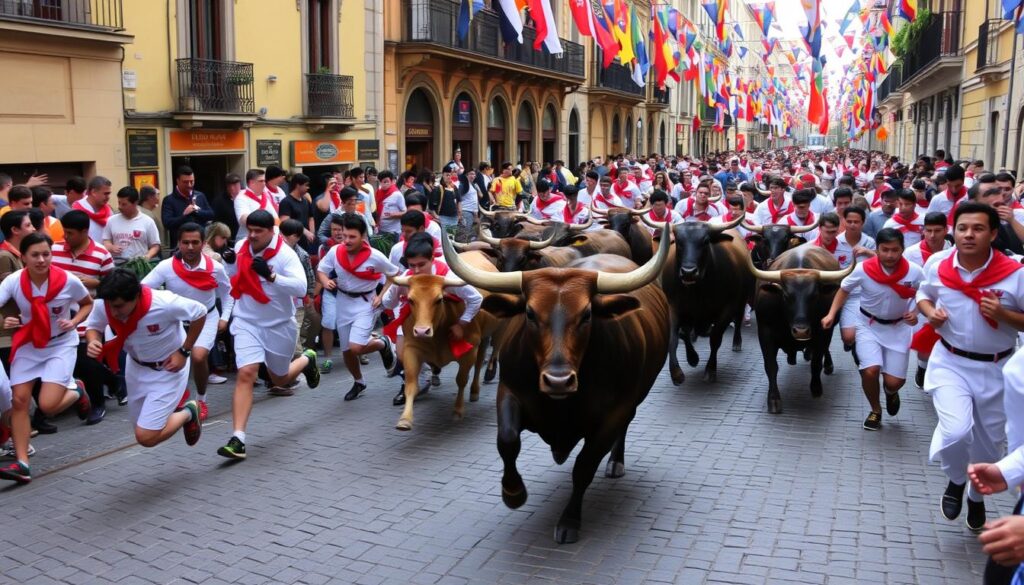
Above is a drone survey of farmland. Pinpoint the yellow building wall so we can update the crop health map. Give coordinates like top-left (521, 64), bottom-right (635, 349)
top-left (960, 79), bottom-right (1009, 161)
top-left (121, 0), bottom-right (175, 114)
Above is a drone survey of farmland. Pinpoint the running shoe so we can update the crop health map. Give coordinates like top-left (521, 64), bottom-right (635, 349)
top-left (302, 349), bottom-right (321, 389)
top-left (31, 412), bottom-right (56, 434)
top-left (207, 373), bottom-right (228, 385)
top-left (863, 411), bottom-right (882, 431)
top-left (74, 380), bottom-right (91, 421)
top-left (359, 355), bottom-right (370, 365)
top-left (967, 499), bottom-right (986, 533)
top-left (0, 461), bottom-right (30, 483)
top-left (198, 401), bottom-right (209, 422)
top-left (377, 335), bottom-right (396, 371)
top-left (0, 440), bottom-right (35, 459)
top-left (344, 381), bottom-right (367, 401)
top-left (915, 366), bottom-right (926, 389)
top-left (86, 406), bottom-right (106, 426)
top-left (320, 359), bottom-right (333, 374)
top-left (182, 400), bottom-right (202, 446)
top-left (217, 436), bottom-right (246, 460)
top-left (268, 386), bottom-right (295, 397)
top-left (885, 391), bottom-right (901, 417)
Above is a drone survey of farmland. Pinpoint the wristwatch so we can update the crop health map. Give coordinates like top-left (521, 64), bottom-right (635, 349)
top-left (177, 346), bottom-right (192, 358)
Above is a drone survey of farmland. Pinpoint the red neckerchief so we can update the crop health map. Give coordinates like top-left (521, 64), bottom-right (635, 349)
top-left (230, 236), bottom-right (284, 304)
top-left (648, 209), bottom-right (672, 223)
top-left (243, 188), bottom-right (279, 213)
top-left (813, 234), bottom-right (837, 254)
top-left (891, 213), bottom-right (921, 233)
top-left (100, 285), bottom-right (153, 373)
top-left (767, 197), bottom-right (793, 223)
top-left (1013, 201), bottom-right (1024, 210)
top-left (0, 241), bottom-right (20, 258)
top-left (946, 186), bottom-right (968, 227)
top-left (787, 211), bottom-right (815, 226)
top-left (612, 182), bottom-right (635, 201)
top-left (745, 200), bottom-right (758, 213)
top-left (870, 184), bottom-right (891, 208)
top-left (73, 200), bottom-right (112, 227)
top-left (381, 262), bottom-right (474, 358)
top-left (172, 254), bottom-right (218, 291)
top-left (863, 256), bottom-right (916, 299)
top-left (682, 197), bottom-right (712, 221)
top-left (337, 241), bottom-right (380, 281)
top-left (938, 251), bottom-right (1024, 327)
top-left (10, 266), bottom-right (68, 363)
top-left (563, 202), bottom-right (585, 224)
top-left (400, 233), bottom-right (442, 258)
top-left (422, 213), bottom-right (433, 230)
top-left (920, 239), bottom-right (938, 263)
top-left (594, 193), bottom-right (621, 209)
top-left (534, 194), bottom-right (566, 213)
top-left (329, 187), bottom-right (341, 210)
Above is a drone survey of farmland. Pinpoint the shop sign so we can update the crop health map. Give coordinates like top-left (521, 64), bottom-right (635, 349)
top-left (357, 139), bottom-right (380, 161)
top-left (290, 139), bottom-right (356, 165)
top-left (257, 140), bottom-right (283, 167)
top-left (169, 129), bottom-right (246, 153)
top-left (126, 129), bottom-right (159, 169)
top-left (456, 100), bottom-right (471, 125)
top-left (406, 126), bottom-right (431, 138)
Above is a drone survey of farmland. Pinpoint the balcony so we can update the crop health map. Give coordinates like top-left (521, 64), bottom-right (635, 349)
top-left (976, 19), bottom-right (1002, 73)
top-left (175, 58), bottom-right (256, 120)
top-left (305, 73), bottom-right (355, 119)
top-left (897, 10), bottom-right (963, 90)
top-left (591, 51), bottom-right (644, 101)
top-left (876, 67), bottom-right (903, 106)
top-left (403, 0), bottom-right (584, 81)
top-left (0, 0), bottom-right (122, 30)
top-left (651, 87), bottom-right (670, 107)
top-left (702, 104), bottom-right (732, 127)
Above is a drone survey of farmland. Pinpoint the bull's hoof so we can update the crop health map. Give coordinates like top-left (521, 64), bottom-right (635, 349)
top-left (810, 383), bottom-right (823, 398)
top-left (605, 460), bottom-right (625, 478)
top-left (786, 352), bottom-right (797, 365)
top-left (767, 397), bottom-right (783, 414)
top-left (551, 446), bottom-right (571, 465)
top-left (686, 350), bottom-right (699, 368)
top-left (469, 391), bottom-right (480, 402)
top-left (502, 484), bottom-right (528, 509)
top-left (732, 342), bottom-right (742, 352)
top-left (702, 370), bottom-right (717, 383)
top-left (396, 418), bottom-right (413, 431)
top-left (452, 409), bottom-right (464, 421)
top-left (823, 361), bottom-right (834, 376)
top-left (803, 348), bottom-right (811, 362)
top-left (484, 363), bottom-right (498, 383)
top-left (554, 518), bottom-right (581, 544)
top-left (670, 365), bottom-right (685, 386)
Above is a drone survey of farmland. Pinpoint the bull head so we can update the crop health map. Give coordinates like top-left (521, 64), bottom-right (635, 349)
top-left (477, 226), bottom-right (556, 272)
top-left (639, 213), bottom-right (744, 285)
top-left (388, 273), bottom-right (468, 338)
top-left (443, 220), bottom-right (670, 397)
top-left (480, 207), bottom-right (530, 238)
top-left (744, 219), bottom-right (819, 268)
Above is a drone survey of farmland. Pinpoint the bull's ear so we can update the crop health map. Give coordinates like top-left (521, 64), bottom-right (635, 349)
top-left (592, 295), bottom-right (641, 318)
top-left (710, 232), bottom-right (734, 244)
top-left (759, 283), bottom-right (783, 295)
top-left (565, 234), bottom-right (589, 247)
top-left (481, 294), bottom-right (525, 317)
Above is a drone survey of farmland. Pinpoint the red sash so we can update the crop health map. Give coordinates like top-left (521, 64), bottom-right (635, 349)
top-left (938, 251), bottom-right (1023, 328)
top-left (682, 197), bottom-right (712, 221)
top-left (534, 194), bottom-right (566, 215)
top-left (243, 188), bottom-right (279, 214)
top-left (863, 256), bottom-right (916, 299)
top-left (767, 197), bottom-right (793, 223)
top-left (787, 211), bottom-right (815, 227)
top-left (869, 184), bottom-right (891, 208)
top-left (100, 285), bottom-right (152, 373)
top-left (812, 234), bottom-right (837, 254)
top-left (73, 201), bottom-right (112, 227)
top-left (564, 203), bottom-right (585, 224)
top-left (382, 262), bottom-right (474, 358)
top-left (230, 237), bottom-right (284, 304)
top-left (329, 187), bottom-right (341, 210)
top-left (890, 213), bottom-right (921, 234)
top-left (920, 239), bottom-right (937, 263)
top-left (337, 241), bottom-right (381, 281)
top-left (172, 255), bottom-right (218, 291)
top-left (10, 267), bottom-right (68, 363)
top-left (594, 193), bottom-right (621, 209)
top-left (946, 186), bottom-right (968, 227)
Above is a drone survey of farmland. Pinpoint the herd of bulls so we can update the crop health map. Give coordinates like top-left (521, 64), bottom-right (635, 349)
top-left (387, 207), bottom-right (855, 543)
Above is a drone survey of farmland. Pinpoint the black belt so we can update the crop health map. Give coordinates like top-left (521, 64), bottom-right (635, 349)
top-left (859, 307), bottom-right (903, 325)
top-left (131, 356), bottom-right (164, 371)
top-left (337, 289), bottom-right (373, 300)
top-left (206, 304), bottom-right (217, 315)
top-left (940, 339), bottom-right (1015, 363)
top-left (51, 330), bottom-right (69, 341)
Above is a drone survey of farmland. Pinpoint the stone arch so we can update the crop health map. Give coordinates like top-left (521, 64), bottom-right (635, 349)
top-left (401, 76), bottom-right (445, 173)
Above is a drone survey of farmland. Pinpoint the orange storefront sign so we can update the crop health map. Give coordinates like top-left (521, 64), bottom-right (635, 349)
top-left (169, 129), bottom-right (246, 152)
top-left (291, 140), bottom-right (356, 165)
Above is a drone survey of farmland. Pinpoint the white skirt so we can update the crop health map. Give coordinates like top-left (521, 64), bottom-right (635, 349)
top-left (11, 341), bottom-right (76, 386)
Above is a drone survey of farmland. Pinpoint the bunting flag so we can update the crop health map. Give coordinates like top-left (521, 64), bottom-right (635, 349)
top-left (536, 0), bottom-right (563, 53)
top-left (898, 0), bottom-right (917, 22)
top-left (802, 0), bottom-right (821, 58)
top-left (1003, 1), bottom-right (1024, 33)
top-left (807, 57), bottom-right (825, 126)
top-left (497, 0), bottom-right (524, 43)
top-left (610, 0), bottom-right (634, 63)
top-left (840, 0), bottom-right (859, 34)
top-left (568, 0), bottom-right (595, 37)
top-left (457, 0), bottom-right (486, 41)
top-left (750, 1), bottom-right (775, 38)
top-left (630, 6), bottom-right (648, 87)
top-left (593, 6), bottom-right (620, 66)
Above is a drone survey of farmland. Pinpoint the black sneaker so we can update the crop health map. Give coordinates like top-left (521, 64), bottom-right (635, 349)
top-left (431, 373), bottom-right (441, 387)
top-left (31, 412), bottom-right (57, 435)
top-left (217, 436), bottom-right (246, 460)
top-left (915, 366), bottom-right (926, 389)
top-left (377, 335), bottom-right (396, 371)
top-left (885, 391), bottom-right (901, 417)
top-left (86, 406), bottom-right (106, 426)
top-left (863, 411), bottom-right (882, 431)
top-left (301, 349), bottom-right (320, 389)
top-left (966, 499), bottom-right (986, 532)
top-left (941, 481), bottom-right (966, 520)
top-left (344, 382), bottom-right (367, 401)
top-left (393, 385), bottom-right (406, 406)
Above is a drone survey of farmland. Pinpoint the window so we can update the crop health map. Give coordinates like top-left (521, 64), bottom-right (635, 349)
top-left (188, 0), bottom-right (224, 60)
top-left (307, 0), bottom-right (333, 72)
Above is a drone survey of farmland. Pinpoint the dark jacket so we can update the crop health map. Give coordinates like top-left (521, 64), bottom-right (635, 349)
top-left (162, 188), bottom-right (215, 246)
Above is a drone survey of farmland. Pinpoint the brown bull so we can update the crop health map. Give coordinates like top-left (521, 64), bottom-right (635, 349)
top-left (388, 251), bottom-right (500, 431)
top-left (441, 228), bottom-right (670, 544)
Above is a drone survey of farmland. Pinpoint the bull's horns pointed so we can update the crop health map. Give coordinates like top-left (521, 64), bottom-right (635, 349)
top-left (789, 217), bottom-right (820, 234)
top-left (595, 218), bottom-right (670, 294)
top-left (442, 230), bottom-right (523, 293)
top-left (709, 211), bottom-right (745, 233)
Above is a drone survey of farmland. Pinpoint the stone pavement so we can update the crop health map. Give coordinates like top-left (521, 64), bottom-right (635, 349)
top-left (0, 331), bottom-right (1009, 585)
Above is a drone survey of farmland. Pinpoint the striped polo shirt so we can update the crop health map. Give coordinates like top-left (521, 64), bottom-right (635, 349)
top-left (52, 239), bottom-right (113, 283)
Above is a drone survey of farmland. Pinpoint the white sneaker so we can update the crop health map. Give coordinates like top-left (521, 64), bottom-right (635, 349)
top-left (208, 373), bottom-right (228, 384)
top-left (1, 440), bottom-right (36, 458)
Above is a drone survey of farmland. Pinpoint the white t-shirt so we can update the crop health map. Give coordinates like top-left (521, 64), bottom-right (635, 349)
top-left (379, 192), bottom-right (407, 235)
top-left (0, 269), bottom-right (89, 347)
top-left (234, 189), bottom-right (280, 240)
top-left (85, 289), bottom-right (207, 363)
top-left (101, 212), bottom-right (160, 262)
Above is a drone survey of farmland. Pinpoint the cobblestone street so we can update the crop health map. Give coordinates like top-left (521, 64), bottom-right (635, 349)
top-left (0, 332), bottom-right (1005, 584)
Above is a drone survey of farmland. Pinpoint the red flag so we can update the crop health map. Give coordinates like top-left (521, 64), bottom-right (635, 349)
top-left (737, 134), bottom-right (746, 151)
top-left (653, 10), bottom-right (668, 89)
top-left (568, 0), bottom-right (594, 36)
top-left (592, 7), bottom-right (620, 66)
top-left (526, 0), bottom-right (548, 50)
top-left (693, 113), bottom-right (701, 132)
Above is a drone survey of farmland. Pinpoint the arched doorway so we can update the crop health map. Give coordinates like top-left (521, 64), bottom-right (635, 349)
top-left (517, 102), bottom-right (534, 164)
top-left (542, 104), bottom-right (557, 164)
top-left (625, 115), bottom-right (633, 155)
top-left (611, 112), bottom-right (621, 154)
top-left (569, 109), bottom-right (580, 169)
top-left (452, 92), bottom-right (475, 168)
top-left (405, 88), bottom-right (435, 172)
top-left (659, 121), bottom-right (666, 155)
top-left (487, 98), bottom-right (508, 165)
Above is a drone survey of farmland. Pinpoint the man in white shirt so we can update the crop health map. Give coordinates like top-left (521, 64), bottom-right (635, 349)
top-left (784, 190), bottom-right (820, 242)
top-left (917, 202), bottom-right (1024, 532)
top-left (903, 211), bottom-right (952, 389)
top-left (578, 171), bottom-right (601, 208)
top-left (74, 176), bottom-right (114, 244)
top-left (678, 182), bottom-right (722, 222)
top-left (234, 169), bottom-right (279, 241)
top-left (610, 168), bottom-right (642, 209)
top-left (591, 176), bottom-right (625, 211)
top-left (102, 187), bottom-right (161, 265)
top-left (823, 228), bottom-right (922, 431)
top-left (264, 165), bottom-right (288, 204)
top-left (927, 163), bottom-right (969, 222)
top-left (643, 190), bottom-right (683, 238)
top-left (528, 180), bottom-right (567, 222)
top-left (218, 210), bottom-right (321, 461)
top-left (378, 180), bottom-right (407, 236)
top-left (316, 212), bottom-right (400, 401)
top-left (142, 222), bottom-right (232, 421)
top-left (883, 190), bottom-right (925, 248)
top-left (751, 178), bottom-right (793, 226)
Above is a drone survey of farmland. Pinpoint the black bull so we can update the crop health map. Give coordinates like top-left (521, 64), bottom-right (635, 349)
top-left (746, 245), bottom-right (854, 414)
top-left (441, 231), bottom-right (670, 544)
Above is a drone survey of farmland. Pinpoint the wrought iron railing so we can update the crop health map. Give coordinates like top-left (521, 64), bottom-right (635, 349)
top-left (593, 51), bottom-right (645, 97)
top-left (0, 0), bottom-right (123, 30)
top-left (405, 0), bottom-right (584, 78)
top-left (977, 19), bottom-right (1001, 71)
top-left (898, 11), bottom-right (962, 88)
top-left (653, 87), bottom-right (670, 105)
top-left (306, 73), bottom-right (355, 118)
top-left (176, 58), bottom-right (255, 114)
top-left (876, 67), bottom-right (902, 103)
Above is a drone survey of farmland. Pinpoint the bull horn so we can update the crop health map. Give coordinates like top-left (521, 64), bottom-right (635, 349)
top-left (818, 254), bottom-right (857, 284)
top-left (522, 215), bottom-right (547, 226)
top-left (709, 211), bottom-right (745, 233)
top-left (589, 203), bottom-right (608, 216)
top-left (639, 214), bottom-right (665, 230)
top-left (595, 219), bottom-right (671, 294)
top-left (566, 216), bottom-right (594, 231)
top-left (528, 233), bottom-right (556, 250)
top-left (442, 229), bottom-right (523, 293)
top-left (629, 205), bottom-right (652, 216)
top-left (742, 221), bottom-right (764, 233)
top-left (743, 246), bottom-right (782, 283)
top-left (789, 218), bottom-right (820, 234)
top-left (479, 207), bottom-right (498, 219)
top-left (708, 195), bottom-right (723, 203)
top-left (477, 226), bottom-right (502, 247)
top-left (442, 275), bottom-right (468, 287)
top-left (390, 274), bottom-right (412, 287)
top-left (451, 239), bottom-right (473, 251)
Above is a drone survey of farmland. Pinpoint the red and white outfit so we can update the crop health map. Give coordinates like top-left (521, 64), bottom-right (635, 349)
top-left (751, 196), bottom-right (793, 226)
top-left (51, 239), bottom-right (114, 283)
top-left (591, 190), bottom-right (625, 212)
top-left (710, 210), bottom-right (752, 239)
top-left (142, 254), bottom-right (232, 351)
top-left (678, 197), bottom-right (722, 222)
top-left (786, 211), bottom-right (819, 242)
top-left (379, 261), bottom-right (482, 340)
top-left (227, 234), bottom-right (307, 375)
top-left (233, 189), bottom-right (280, 240)
top-left (317, 241), bottom-right (399, 349)
top-left (611, 181), bottom-right (642, 209)
top-left (866, 184), bottom-right (893, 209)
top-left (830, 231), bottom-right (878, 329)
top-left (388, 231), bottom-right (444, 266)
top-left (0, 267), bottom-right (88, 386)
top-left (72, 199), bottom-right (113, 244)
top-left (926, 186), bottom-right (968, 228)
top-left (644, 208), bottom-right (684, 237)
top-left (904, 239), bottom-right (951, 269)
top-left (883, 213), bottom-right (925, 247)
top-left (840, 257), bottom-right (923, 377)
top-left (917, 249), bottom-right (1024, 501)
top-left (86, 287), bottom-right (206, 430)
top-left (528, 194), bottom-right (567, 222)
